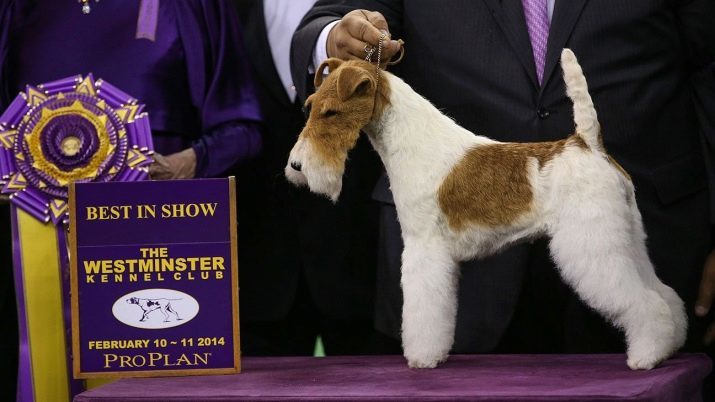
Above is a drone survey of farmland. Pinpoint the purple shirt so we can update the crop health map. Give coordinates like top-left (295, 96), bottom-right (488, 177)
top-left (0, 0), bottom-right (262, 177)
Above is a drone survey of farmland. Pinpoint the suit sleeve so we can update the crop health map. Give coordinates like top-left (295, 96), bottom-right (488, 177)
top-left (671, 0), bottom-right (715, 220)
top-left (290, 0), bottom-right (403, 102)
top-left (671, 0), bottom-right (715, 70)
top-left (176, 0), bottom-right (263, 177)
top-left (692, 65), bottom-right (715, 221)
top-left (0, 0), bottom-right (14, 111)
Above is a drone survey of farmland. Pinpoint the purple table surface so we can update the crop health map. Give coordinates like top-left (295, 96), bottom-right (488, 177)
top-left (74, 354), bottom-right (711, 402)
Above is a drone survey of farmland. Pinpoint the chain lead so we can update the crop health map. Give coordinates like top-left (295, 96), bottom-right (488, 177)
top-left (375, 33), bottom-right (386, 88)
top-left (364, 33), bottom-right (388, 89)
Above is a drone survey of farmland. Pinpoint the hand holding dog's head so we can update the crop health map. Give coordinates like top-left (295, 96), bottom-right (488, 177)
top-left (286, 58), bottom-right (388, 202)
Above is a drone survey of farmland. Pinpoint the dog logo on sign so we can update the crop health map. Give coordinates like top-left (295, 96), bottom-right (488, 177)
top-left (126, 296), bottom-right (182, 323)
top-left (112, 289), bottom-right (200, 329)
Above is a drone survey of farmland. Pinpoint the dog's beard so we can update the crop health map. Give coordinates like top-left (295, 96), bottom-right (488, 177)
top-left (286, 138), bottom-right (344, 202)
top-left (305, 159), bottom-right (344, 202)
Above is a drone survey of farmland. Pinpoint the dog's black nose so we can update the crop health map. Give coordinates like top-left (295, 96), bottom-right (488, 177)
top-left (290, 161), bottom-right (302, 171)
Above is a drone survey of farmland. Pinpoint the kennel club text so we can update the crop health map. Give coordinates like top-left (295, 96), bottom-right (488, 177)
top-left (83, 247), bottom-right (226, 283)
top-left (81, 202), bottom-right (226, 284)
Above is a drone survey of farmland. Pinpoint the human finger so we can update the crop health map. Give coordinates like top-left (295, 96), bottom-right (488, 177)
top-left (343, 10), bottom-right (389, 48)
top-left (330, 28), bottom-right (378, 60)
top-left (695, 250), bottom-right (715, 317)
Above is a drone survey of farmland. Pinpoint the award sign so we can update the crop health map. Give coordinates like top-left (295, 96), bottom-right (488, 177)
top-left (69, 178), bottom-right (240, 378)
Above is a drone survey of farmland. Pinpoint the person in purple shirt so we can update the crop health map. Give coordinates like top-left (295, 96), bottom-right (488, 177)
top-left (0, 0), bottom-right (262, 179)
top-left (0, 1), bottom-right (262, 398)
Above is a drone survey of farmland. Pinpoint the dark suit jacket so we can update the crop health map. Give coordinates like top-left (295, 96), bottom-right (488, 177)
top-left (235, 0), bottom-right (382, 322)
top-left (292, 0), bottom-right (715, 351)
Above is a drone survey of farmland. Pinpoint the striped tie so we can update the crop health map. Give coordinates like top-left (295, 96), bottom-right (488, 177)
top-left (522, 0), bottom-right (550, 85)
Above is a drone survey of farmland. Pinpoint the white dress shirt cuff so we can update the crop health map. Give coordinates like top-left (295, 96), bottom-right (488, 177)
top-left (310, 20), bottom-right (340, 73)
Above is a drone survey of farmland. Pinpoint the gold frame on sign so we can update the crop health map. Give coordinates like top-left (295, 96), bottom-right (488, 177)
top-left (69, 177), bottom-right (241, 379)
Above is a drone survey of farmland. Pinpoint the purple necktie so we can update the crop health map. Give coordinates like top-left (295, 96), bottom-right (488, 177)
top-left (522, 0), bottom-right (550, 84)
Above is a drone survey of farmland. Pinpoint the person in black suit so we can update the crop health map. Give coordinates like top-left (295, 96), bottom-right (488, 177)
top-left (694, 62), bottom-right (715, 348)
top-left (235, 0), bottom-right (398, 355)
top-left (291, 0), bottom-right (715, 357)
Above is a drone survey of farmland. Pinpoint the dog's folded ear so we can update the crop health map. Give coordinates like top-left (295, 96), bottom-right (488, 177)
top-left (314, 58), bottom-right (344, 88)
top-left (336, 66), bottom-right (376, 102)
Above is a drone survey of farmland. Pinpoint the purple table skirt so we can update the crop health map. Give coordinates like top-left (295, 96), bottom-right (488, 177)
top-left (74, 354), bottom-right (711, 402)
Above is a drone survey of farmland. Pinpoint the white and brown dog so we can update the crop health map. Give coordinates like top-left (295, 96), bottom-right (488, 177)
top-left (286, 49), bottom-right (686, 370)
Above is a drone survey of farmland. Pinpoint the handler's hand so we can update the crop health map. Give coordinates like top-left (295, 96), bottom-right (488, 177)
top-left (695, 248), bottom-right (715, 344)
top-left (327, 9), bottom-right (401, 66)
top-left (149, 148), bottom-right (197, 180)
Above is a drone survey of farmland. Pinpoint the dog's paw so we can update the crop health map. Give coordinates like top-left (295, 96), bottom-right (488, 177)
top-left (405, 353), bottom-right (448, 369)
top-left (626, 340), bottom-right (671, 370)
top-left (407, 358), bottom-right (439, 369)
top-left (626, 355), bottom-right (663, 370)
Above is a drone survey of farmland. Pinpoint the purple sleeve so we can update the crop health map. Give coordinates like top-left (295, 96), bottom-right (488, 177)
top-left (175, 0), bottom-right (263, 176)
top-left (0, 0), bottom-right (14, 111)
top-left (192, 121), bottom-right (262, 178)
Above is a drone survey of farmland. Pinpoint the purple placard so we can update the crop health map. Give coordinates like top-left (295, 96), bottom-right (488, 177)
top-left (69, 178), bottom-right (240, 378)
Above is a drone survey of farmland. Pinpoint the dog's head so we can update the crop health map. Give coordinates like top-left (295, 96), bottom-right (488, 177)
top-left (285, 58), bottom-right (389, 202)
top-left (126, 297), bottom-right (139, 305)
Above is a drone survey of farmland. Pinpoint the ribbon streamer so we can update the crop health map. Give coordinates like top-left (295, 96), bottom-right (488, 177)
top-left (11, 206), bottom-right (82, 401)
top-left (136, 0), bottom-right (159, 41)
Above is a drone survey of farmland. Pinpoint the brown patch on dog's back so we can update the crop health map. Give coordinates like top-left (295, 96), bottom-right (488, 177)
top-left (522, 135), bottom-right (587, 168)
top-left (438, 135), bottom-right (586, 230)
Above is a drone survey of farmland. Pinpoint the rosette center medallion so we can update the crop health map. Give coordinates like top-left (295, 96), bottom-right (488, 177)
top-left (0, 75), bottom-right (154, 224)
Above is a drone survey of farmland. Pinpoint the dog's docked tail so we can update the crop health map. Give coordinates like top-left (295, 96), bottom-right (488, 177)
top-left (561, 49), bottom-right (603, 153)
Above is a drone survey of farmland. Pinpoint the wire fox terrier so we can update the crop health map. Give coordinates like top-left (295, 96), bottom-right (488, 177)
top-left (286, 50), bottom-right (686, 370)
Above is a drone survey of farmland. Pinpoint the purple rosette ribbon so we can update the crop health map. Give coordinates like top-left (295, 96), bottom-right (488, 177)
top-left (0, 74), bottom-right (154, 223)
top-left (0, 75), bottom-right (154, 401)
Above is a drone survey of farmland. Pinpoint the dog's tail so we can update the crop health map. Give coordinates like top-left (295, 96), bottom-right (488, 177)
top-left (561, 49), bottom-right (603, 153)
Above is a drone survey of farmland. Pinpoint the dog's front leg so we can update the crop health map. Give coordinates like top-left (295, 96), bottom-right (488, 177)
top-left (400, 239), bottom-right (459, 368)
top-left (160, 308), bottom-right (170, 322)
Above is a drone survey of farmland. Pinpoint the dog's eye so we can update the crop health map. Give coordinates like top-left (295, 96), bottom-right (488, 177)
top-left (322, 110), bottom-right (338, 118)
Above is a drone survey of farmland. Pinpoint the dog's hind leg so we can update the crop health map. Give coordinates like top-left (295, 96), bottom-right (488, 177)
top-left (625, 196), bottom-right (687, 353)
top-left (400, 238), bottom-right (459, 368)
top-left (548, 190), bottom-right (678, 370)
